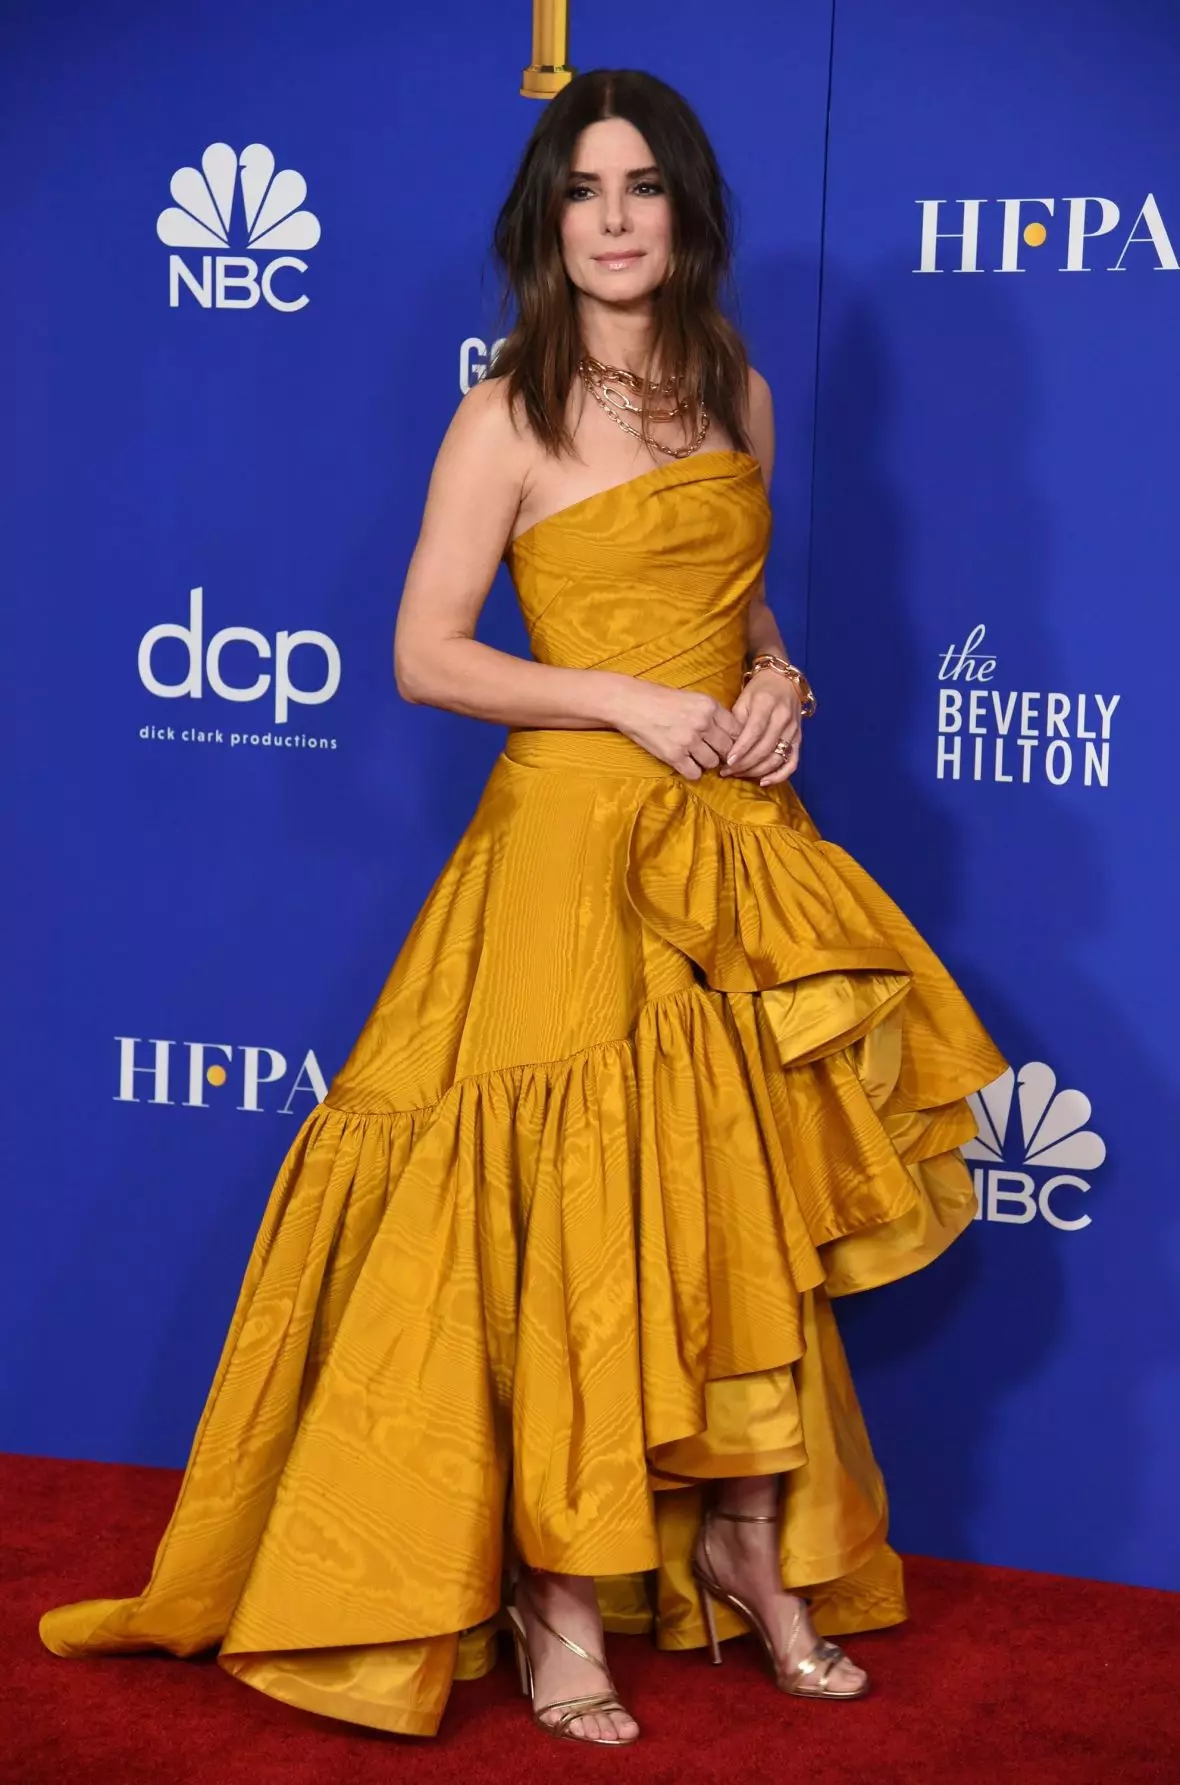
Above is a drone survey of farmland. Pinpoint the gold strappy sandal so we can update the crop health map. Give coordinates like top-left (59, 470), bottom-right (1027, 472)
top-left (505, 1577), bottom-right (640, 1746)
top-left (690, 1506), bottom-right (871, 1701)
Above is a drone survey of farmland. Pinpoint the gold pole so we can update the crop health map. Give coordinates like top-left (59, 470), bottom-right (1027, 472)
top-left (521, 0), bottom-right (575, 99)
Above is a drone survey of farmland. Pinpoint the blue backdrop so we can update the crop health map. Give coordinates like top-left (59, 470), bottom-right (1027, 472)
top-left (3, 0), bottom-right (1176, 1594)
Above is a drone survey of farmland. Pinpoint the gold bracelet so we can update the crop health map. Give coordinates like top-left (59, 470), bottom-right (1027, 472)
top-left (741, 651), bottom-right (817, 717)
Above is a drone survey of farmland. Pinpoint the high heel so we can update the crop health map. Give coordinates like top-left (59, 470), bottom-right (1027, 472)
top-left (690, 1507), bottom-right (870, 1701)
top-left (505, 1574), bottom-right (640, 1746)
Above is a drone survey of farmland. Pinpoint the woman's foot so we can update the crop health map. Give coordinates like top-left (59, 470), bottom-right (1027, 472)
top-left (514, 1568), bottom-right (640, 1744)
top-left (695, 1510), bottom-right (868, 1697)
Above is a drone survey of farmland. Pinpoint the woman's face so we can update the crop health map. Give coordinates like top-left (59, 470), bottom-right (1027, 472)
top-left (559, 117), bottom-right (674, 306)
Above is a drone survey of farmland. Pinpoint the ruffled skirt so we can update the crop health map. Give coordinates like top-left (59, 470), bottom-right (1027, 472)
top-left (40, 727), bottom-right (1005, 1735)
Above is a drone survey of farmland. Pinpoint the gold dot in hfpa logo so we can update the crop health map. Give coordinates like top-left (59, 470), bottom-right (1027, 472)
top-left (914, 195), bottom-right (1179, 273)
top-left (157, 141), bottom-right (320, 310)
top-left (114, 1037), bottom-right (329, 1114)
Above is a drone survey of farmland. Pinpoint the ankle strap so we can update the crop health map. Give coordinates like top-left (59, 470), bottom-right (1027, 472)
top-left (710, 1507), bottom-right (778, 1523)
top-left (515, 1580), bottom-right (610, 1678)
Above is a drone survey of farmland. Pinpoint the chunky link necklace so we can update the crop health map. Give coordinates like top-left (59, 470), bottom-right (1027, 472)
top-left (577, 351), bottom-right (710, 458)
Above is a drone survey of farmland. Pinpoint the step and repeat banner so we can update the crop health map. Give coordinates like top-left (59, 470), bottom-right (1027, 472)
top-left (0, 6), bottom-right (829, 1463)
top-left (806, 0), bottom-right (1178, 1592)
top-left (3, 0), bottom-right (1175, 1594)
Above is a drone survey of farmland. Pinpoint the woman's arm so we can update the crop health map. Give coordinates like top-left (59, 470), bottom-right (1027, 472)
top-left (741, 365), bottom-right (792, 663)
top-left (745, 588), bottom-right (790, 661)
top-left (393, 377), bottom-right (631, 730)
top-left (721, 369), bottom-right (804, 783)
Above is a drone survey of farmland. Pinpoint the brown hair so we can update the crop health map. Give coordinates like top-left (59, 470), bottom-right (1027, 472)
top-left (488, 68), bottom-right (752, 458)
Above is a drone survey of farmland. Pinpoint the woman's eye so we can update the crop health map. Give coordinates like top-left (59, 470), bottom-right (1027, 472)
top-left (565, 182), bottom-right (666, 201)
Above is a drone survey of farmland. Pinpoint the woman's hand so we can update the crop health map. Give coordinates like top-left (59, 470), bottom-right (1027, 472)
top-left (611, 681), bottom-right (743, 781)
top-left (719, 669), bottom-right (802, 784)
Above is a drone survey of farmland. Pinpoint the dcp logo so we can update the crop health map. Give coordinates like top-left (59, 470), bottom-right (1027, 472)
top-left (138, 586), bottom-right (341, 724)
top-left (965, 1062), bottom-right (1105, 1231)
top-left (157, 142), bottom-right (321, 310)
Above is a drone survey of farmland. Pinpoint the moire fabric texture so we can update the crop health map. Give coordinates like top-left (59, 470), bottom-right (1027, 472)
top-left (40, 450), bottom-right (1006, 1735)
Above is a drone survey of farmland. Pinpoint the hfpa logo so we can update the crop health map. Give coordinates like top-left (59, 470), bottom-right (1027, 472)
top-left (915, 195), bottom-right (1180, 273)
top-left (965, 1062), bottom-right (1105, 1232)
top-left (157, 142), bottom-right (321, 311)
top-left (114, 1036), bottom-right (329, 1114)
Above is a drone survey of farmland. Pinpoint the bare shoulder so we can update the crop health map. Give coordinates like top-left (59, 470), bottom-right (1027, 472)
top-left (435, 371), bottom-right (531, 485)
top-left (746, 364), bottom-right (773, 424)
top-left (744, 365), bottom-right (775, 483)
top-left (416, 372), bottom-right (531, 549)
top-left (395, 376), bottom-right (535, 691)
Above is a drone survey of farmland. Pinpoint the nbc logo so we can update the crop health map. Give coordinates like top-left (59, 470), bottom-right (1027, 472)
top-left (157, 142), bottom-right (321, 311)
top-left (965, 1062), bottom-right (1105, 1232)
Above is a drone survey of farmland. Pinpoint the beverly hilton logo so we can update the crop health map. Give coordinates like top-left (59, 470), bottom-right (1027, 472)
top-left (157, 142), bottom-right (321, 310)
top-left (936, 625), bottom-right (1120, 787)
top-left (965, 1062), bottom-right (1105, 1231)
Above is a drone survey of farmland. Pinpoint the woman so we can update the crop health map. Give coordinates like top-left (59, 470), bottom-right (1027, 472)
top-left (41, 69), bottom-right (1004, 1748)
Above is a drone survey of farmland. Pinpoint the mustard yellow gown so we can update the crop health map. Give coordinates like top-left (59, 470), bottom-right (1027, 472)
top-left (40, 449), bottom-right (1006, 1735)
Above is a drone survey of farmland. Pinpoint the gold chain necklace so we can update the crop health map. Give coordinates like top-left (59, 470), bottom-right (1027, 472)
top-left (577, 351), bottom-right (710, 458)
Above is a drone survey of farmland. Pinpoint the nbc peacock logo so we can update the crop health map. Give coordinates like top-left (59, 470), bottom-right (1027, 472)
top-left (965, 1062), bottom-right (1105, 1232)
top-left (156, 142), bottom-right (321, 312)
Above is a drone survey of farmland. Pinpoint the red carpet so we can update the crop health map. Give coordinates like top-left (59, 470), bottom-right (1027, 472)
top-left (2, 1452), bottom-right (1176, 1784)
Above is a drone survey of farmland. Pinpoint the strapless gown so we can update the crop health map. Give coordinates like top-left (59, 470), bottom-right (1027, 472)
top-left (40, 449), bottom-right (1006, 1735)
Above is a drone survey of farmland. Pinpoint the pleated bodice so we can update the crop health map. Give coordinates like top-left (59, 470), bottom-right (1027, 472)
top-left (506, 448), bottom-right (770, 708)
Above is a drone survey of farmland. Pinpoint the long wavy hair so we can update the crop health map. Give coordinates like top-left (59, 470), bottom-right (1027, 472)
top-left (488, 68), bottom-right (751, 459)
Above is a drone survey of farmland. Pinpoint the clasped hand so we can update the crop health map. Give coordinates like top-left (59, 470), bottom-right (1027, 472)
top-left (718, 669), bottom-right (801, 785)
top-left (621, 670), bottom-right (802, 785)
